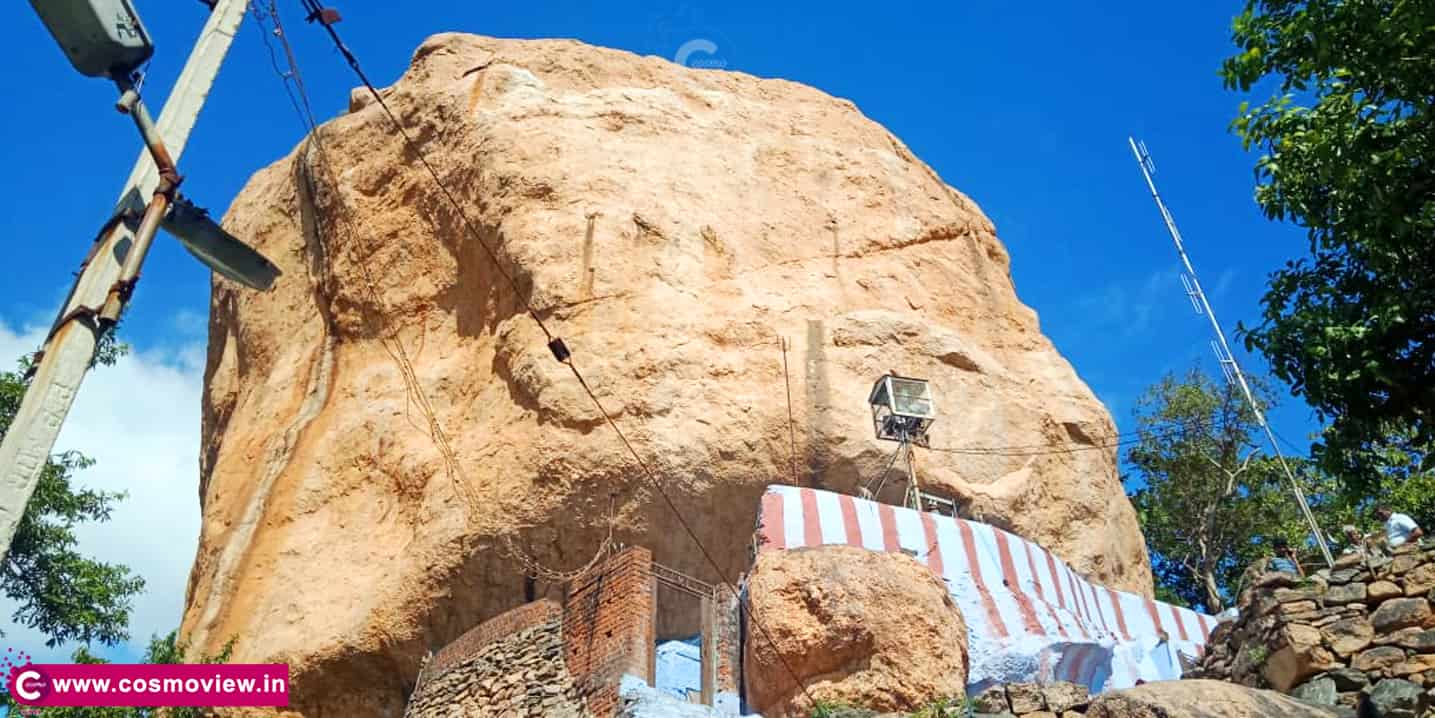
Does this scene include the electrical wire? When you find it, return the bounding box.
[280,3,825,709]
[865,442,906,497]
[1274,429,1310,457]
[925,415,1224,457]
[257,2,613,585]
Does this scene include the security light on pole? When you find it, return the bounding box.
[29,0,155,79]
[0,0,268,564]
[868,374,936,447]
[865,374,936,511]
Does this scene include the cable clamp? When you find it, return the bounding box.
[547,337,571,363]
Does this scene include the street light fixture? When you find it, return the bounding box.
[0,0,273,563]
[868,374,936,446]
[163,197,281,291]
[29,0,154,79]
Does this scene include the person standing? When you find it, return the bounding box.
[1339,525,1367,556]
[1269,537,1303,576]
[1375,506,1425,548]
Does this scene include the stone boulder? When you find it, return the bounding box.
[181,32,1151,714]
[1085,679,1349,717]
[1264,623,1340,692]
[743,546,967,716]
[1360,678,1427,718]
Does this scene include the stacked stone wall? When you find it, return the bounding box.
[404,548,658,717]
[403,607,584,717]
[1195,537,1435,716]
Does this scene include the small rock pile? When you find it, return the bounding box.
[1195,538,1435,716]
[970,681,1091,717]
[402,618,586,718]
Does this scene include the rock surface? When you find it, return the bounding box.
[743,546,968,716]
[1084,679,1348,717]
[181,32,1150,713]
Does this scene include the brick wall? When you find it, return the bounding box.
[563,546,657,717]
[714,581,743,697]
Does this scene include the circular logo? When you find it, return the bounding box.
[674,38,726,69]
[650,7,733,70]
[9,665,50,704]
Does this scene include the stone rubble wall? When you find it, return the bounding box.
[1195,537,1435,717]
[404,547,658,718]
[403,614,585,718]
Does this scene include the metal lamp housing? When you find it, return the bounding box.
[30,0,154,78]
[868,374,936,445]
[162,197,281,291]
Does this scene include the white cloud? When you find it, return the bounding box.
[1075,270,1177,337]
[0,317,202,663]
[1211,268,1238,300]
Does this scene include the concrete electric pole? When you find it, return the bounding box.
[0,0,270,563]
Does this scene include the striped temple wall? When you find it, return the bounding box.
[754,485,1214,693]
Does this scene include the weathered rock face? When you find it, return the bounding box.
[743,546,968,716]
[1084,680,1347,717]
[182,33,1150,714]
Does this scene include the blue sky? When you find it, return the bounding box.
[0,1,1318,662]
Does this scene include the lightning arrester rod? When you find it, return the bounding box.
[1128,136,1334,568]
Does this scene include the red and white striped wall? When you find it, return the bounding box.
[754,485,1213,692]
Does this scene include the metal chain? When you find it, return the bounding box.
[503,493,618,582]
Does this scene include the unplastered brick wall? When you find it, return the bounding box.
[563,546,658,717]
[714,582,743,698]
[404,600,584,718]
[1195,537,1435,716]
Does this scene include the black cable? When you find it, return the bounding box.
[1274,429,1309,457]
[295,0,553,343]
[284,4,823,709]
[925,416,1223,457]
[251,3,310,136]
[865,442,906,496]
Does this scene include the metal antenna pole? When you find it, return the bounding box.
[905,439,922,512]
[0,0,248,563]
[1128,137,1334,568]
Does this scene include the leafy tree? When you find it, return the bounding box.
[1221,0,1435,488]
[1,342,143,648]
[1125,368,1331,612]
[2,630,235,718]
[1324,431,1435,544]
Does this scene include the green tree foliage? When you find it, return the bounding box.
[1125,368,1333,612]
[3,631,235,718]
[1221,0,1435,487]
[0,343,143,648]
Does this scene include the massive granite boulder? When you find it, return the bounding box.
[181,33,1151,714]
[744,546,969,716]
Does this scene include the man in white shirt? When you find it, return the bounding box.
[1376,506,1425,548]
